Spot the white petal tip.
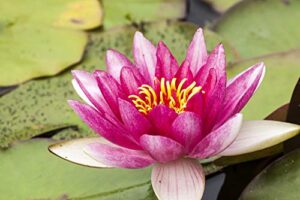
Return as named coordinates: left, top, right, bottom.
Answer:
left=220, top=120, right=300, bottom=156
left=49, top=138, right=112, bottom=168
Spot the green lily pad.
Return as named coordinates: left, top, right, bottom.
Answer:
left=0, top=21, right=237, bottom=149
left=102, top=0, right=186, bottom=29
left=0, top=139, right=154, bottom=200
left=0, top=24, right=87, bottom=86
left=214, top=0, right=300, bottom=59
left=227, top=50, right=300, bottom=120
left=203, top=0, right=241, bottom=13
left=0, top=0, right=102, bottom=86
left=1, top=0, right=103, bottom=30
left=240, top=149, right=300, bottom=200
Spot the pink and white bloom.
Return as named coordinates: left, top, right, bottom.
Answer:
left=50, top=28, right=300, bottom=200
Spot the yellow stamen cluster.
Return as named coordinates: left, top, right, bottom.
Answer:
left=129, top=78, right=204, bottom=114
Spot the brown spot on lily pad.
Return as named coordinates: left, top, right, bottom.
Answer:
left=71, top=18, right=84, bottom=24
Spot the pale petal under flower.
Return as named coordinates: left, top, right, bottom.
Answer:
left=219, top=120, right=300, bottom=156
left=49, top=137, right=112, bottom=168
left=151, top=158, right=205, bottom=200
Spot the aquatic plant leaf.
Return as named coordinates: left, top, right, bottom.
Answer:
left=214, top=0, right=300, bottom=59
left=240, top=149, right=300, bottom=200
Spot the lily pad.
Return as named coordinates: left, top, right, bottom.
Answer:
left=227, top=50, right=300, bottom=120
left=0, top=139, right=154, bottom=200
left=214, top=0, right=300, bottom=59
left=0, top=21, right=236, bottom=149
left=1, top=0, right=102, bottom=30
left=0, top=0, right=102, bottom=86
left=240, top=149, right=300, bottom=200
left=102, top=0, right=186, bottom=29
left=0, top=24, right=87, bottom=86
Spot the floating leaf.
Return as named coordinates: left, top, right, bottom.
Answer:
left=102, top=0, right=186, bottom=29
left=0, top=0, right=102, bottom=86
left=0, top=139, right=154, bottom=200
left=0, top=21, right=236, bottom=149
left=214, top=0, right=300, bottom=59
left=240, top=149, right=300, bottom=200
left=0, top=24, right=87, bottom=86
left=1, top=0, right=102, bottom=30
left=227, top=50, right=300, bottom=120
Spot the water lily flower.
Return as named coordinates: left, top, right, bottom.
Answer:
left=49, top=28, right=300, bottom=200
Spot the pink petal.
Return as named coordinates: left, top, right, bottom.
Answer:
left=72, top=70, right=113, bottom=116
left=190, top=113, right=243, bottom=159
left=133, top=31, right=156, bottom=83
left=72, top=79, right=94, bottom=108
left=202, top=68, right=226, bottom=133
left=193, top=45, right=227, bottom=131
left=68, top=100, right=141, bottom=150
left=85, top=142, right=155, bottom=169
left=105, top=49, right=134, bottom=82
left=155, top=41, right=178, bottom=80
left=94, top=70, right=125, bottom=118
left=170, top=112, right=203, bottom=152
left=218, top=62, right=265, bottom=125
left=151, top=158, right=205, bottom=200
left=183, top=28, right=208, bottom=75
left=120, top=66, right=144, bottom=95
left=118, top=98, right=152, bottom=140
left=194, top=44, right=226, bottom=86
left=186, top=92, right=205, bottom=116
left=140, top=135, right=184, bottom=163
left=174, top=61, right=194, bottom=85
left=195, top=44, right=226, bottom=129
left=147, top=105, right=178, bottom=136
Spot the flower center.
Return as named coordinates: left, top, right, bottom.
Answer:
left=128, top=78, right=204, bottom=114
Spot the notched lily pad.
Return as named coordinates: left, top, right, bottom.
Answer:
left=0, top=0, right=102, bottom=86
